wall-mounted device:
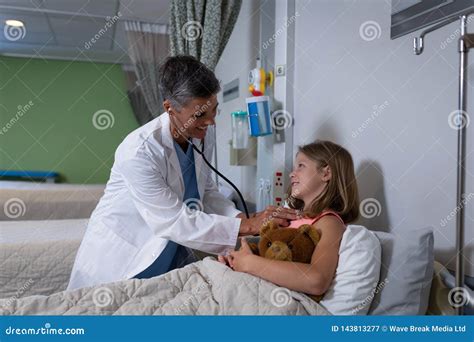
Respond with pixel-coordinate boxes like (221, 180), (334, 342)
(231, 110), (249, 149)
(248, 58), (274, 96)
(246, 96), (273, 137)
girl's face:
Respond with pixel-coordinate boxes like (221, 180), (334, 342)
(289, 152), (331, 209)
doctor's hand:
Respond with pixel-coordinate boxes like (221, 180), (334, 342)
(259, 206), (300, 227)
(238, 206), (299, 236)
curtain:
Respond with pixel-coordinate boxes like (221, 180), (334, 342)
(122, 68), (154, 126)
(169, 0), (242, 185)
(169, 0), (242, 70)
(127, 88), (154, 125)
(125, 21), (170, 119)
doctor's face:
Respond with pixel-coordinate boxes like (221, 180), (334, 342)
(167, 95), (219, 141)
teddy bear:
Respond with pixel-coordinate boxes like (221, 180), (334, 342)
(248, 220), (324, 302)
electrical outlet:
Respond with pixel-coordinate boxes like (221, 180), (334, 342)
(274, 171), (284, 206)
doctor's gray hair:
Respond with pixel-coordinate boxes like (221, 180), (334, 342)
(158, 55), (220, 110)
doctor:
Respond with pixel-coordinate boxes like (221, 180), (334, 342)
(68, 55), (298, 290)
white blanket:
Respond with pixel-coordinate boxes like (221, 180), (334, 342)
(0, 219), (88, 299)
(0, 258), (330, 316)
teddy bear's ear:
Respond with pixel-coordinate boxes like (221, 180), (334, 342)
(298, 224), (320, 244)
(260, 220), (278, 237)
(248, 242), (259, 255)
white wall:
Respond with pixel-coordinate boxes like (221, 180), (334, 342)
(214, 0), (261, 204)
(293, 0), (474, 275)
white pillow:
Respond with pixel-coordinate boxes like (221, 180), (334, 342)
(368, 228), (434, 315)
(319, 225), (381, 315)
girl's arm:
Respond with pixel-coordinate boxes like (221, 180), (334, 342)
(229, 216), (345, 296)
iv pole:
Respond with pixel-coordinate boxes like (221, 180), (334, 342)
(414, 12), (474, 315)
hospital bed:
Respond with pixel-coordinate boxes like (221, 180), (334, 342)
(0, 181), (244, 221)
(0, 216), (452, 316)
(0, 181), (105, 220)
(0, 219), (88, 298)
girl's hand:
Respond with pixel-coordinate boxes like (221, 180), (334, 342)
(229, 237), (255, 272)
(217, 254), (234, 269)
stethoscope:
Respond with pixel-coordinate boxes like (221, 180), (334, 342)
(170, 113), (250, 219)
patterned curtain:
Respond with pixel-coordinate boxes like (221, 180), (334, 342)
(169, 0), (242, 70)
(125, 21), (170, 119)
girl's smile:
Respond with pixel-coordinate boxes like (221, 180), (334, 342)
(290, 152), (331, 209)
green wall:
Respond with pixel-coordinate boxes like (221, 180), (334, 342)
(0, 56), (139, 184)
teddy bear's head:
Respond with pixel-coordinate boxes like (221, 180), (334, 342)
(257, 220), (320, 263)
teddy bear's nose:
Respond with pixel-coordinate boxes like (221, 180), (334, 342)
(273, 246), (281, 253)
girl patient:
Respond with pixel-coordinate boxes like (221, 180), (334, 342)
(219, 140), (359, 297)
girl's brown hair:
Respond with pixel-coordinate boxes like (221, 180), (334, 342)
(286, 140), (359, 224)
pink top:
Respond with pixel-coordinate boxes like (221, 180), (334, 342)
(288, 210), (345, 228)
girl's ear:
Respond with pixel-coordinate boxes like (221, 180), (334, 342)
(321, 165), (331, 182)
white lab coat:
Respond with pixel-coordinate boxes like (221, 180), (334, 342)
(67, 112), (241, 290)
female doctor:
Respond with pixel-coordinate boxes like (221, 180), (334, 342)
(68, 56), (298, 290)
